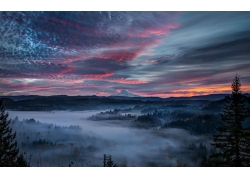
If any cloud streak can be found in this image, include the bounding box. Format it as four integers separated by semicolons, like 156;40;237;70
0;12;250;96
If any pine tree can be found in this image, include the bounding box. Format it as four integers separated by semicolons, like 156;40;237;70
0;99;29;167
106;155;117;167
103;154;117;167
211;75;250;166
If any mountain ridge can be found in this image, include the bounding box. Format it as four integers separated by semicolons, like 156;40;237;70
1;93;249;101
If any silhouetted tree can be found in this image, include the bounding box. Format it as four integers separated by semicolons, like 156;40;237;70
103;154;117;167
211;75;250;166
0;100;29;167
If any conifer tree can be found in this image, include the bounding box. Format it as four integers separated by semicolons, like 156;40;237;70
103;154;117;167
211;75;250;166
0;99;28;167
106;155;117;167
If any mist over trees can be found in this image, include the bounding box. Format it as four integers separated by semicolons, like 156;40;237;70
211;75;250;166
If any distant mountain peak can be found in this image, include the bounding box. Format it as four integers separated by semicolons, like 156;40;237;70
112;89;140;97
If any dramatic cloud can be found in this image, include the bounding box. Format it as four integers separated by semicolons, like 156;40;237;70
0;12;250;97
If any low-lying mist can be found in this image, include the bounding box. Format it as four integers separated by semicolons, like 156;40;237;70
8;110;213;167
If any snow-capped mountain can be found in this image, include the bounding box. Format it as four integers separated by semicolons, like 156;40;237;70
112;89;140;97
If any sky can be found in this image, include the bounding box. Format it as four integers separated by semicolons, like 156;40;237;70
0;11;250;97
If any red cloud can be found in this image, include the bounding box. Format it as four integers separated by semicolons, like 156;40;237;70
96;49;141;62
57;66;75;75
82;72;114;78
127;23;180;38
96;91;108;96
0;78;9;83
